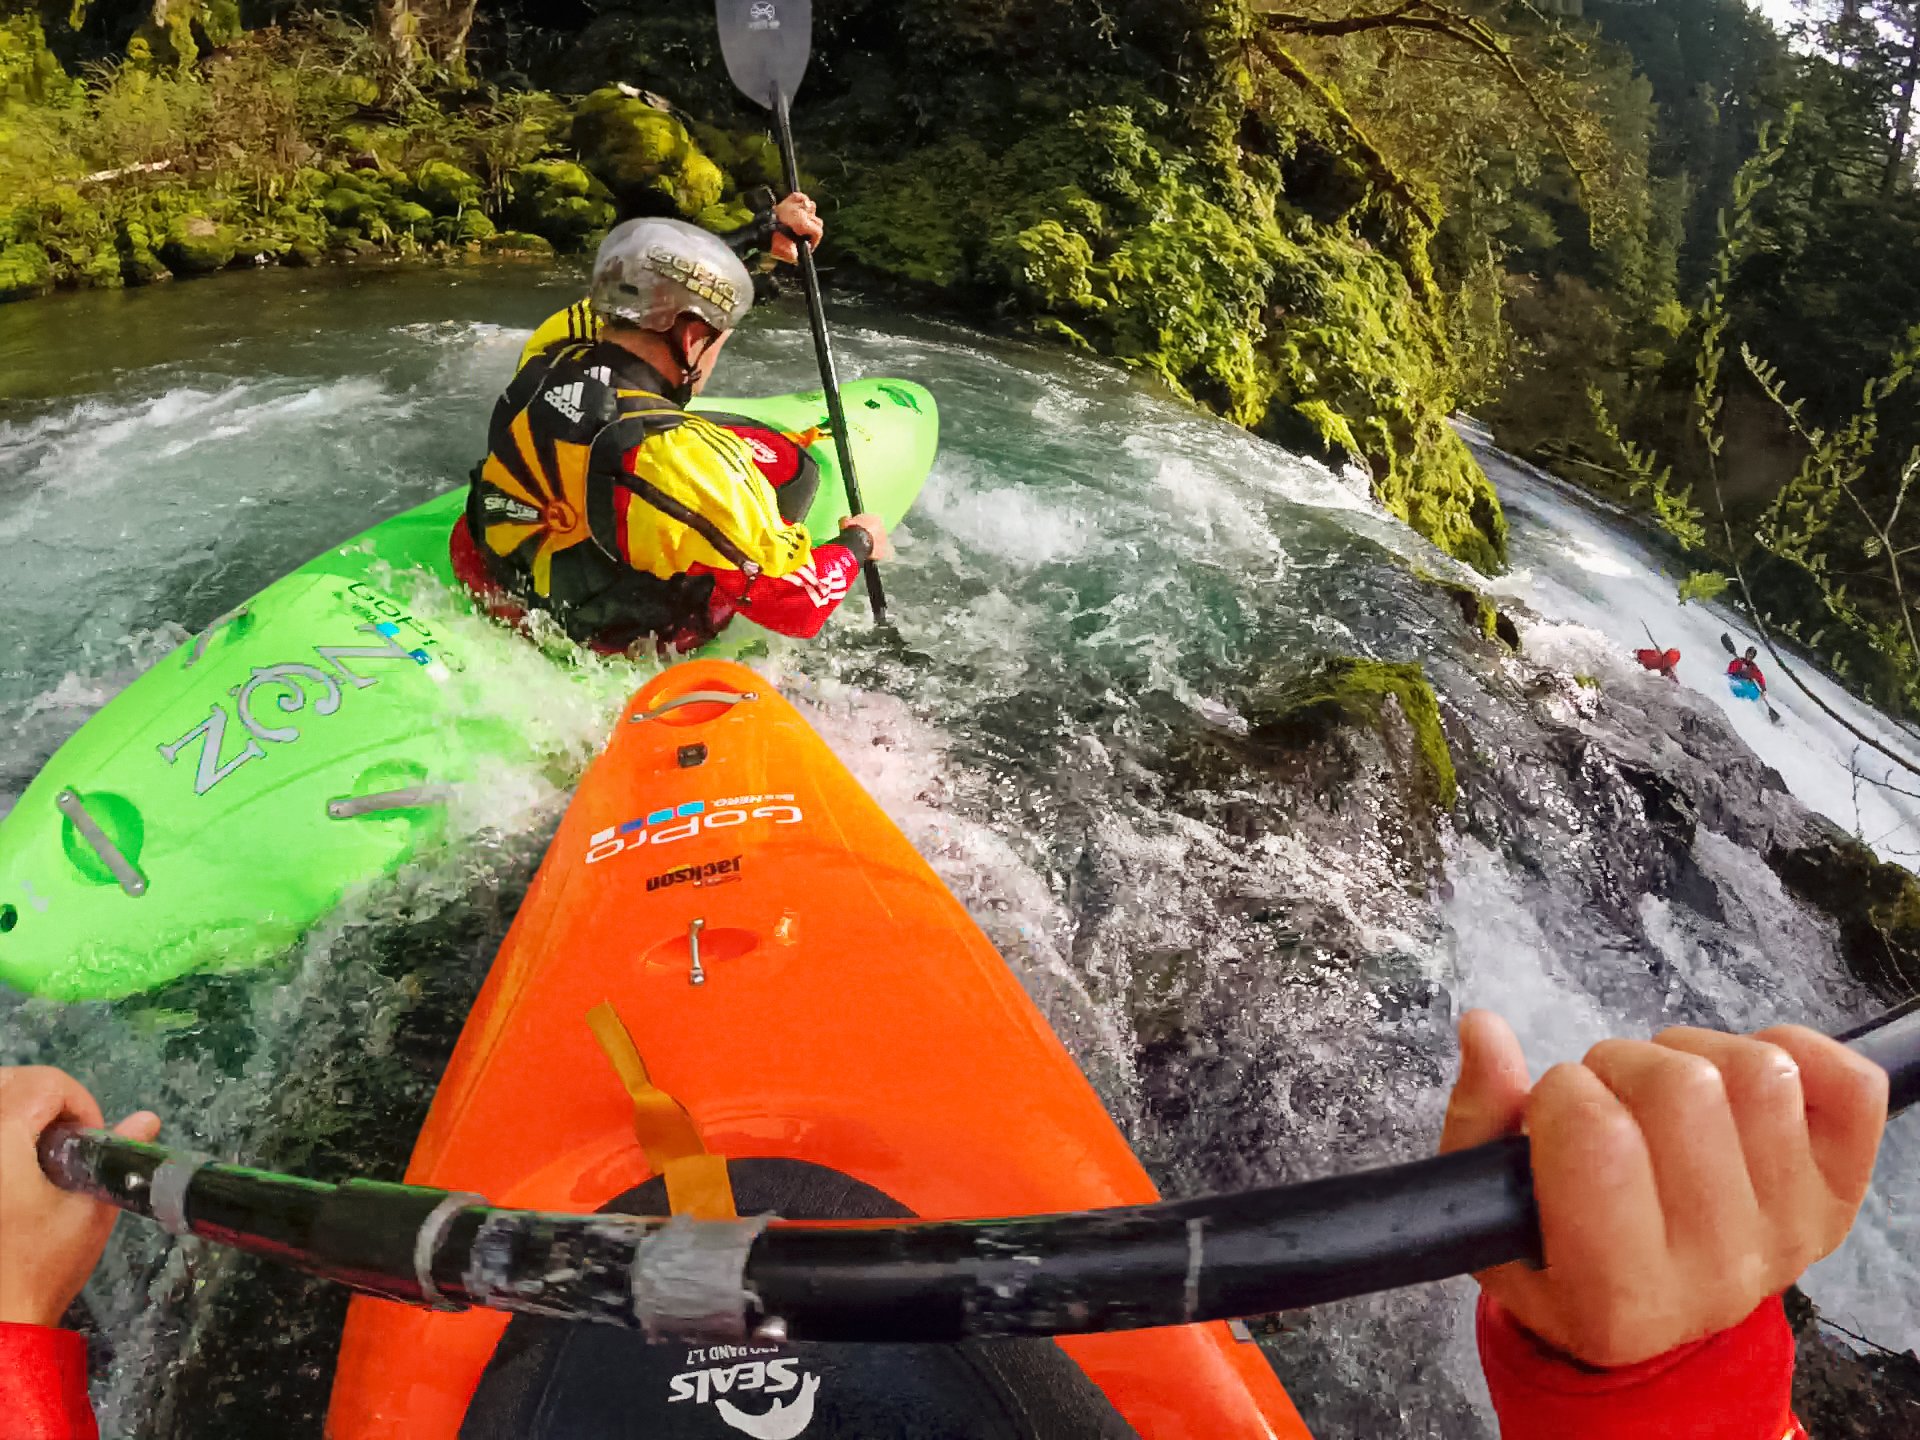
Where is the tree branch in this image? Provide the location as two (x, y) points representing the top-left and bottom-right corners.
(1255, 0), (1596, 208)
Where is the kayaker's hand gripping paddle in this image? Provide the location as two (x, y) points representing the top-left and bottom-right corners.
(38, 999), (1920, 1345)
(715, 0), (888, 628)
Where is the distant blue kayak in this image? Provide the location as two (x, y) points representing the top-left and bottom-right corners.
(1730, 676), (1763, 702)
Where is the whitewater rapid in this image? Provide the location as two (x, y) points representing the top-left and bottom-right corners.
(2, 267), (1914, 1438)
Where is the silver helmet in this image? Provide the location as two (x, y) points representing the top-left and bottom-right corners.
(589, 218), (753, 333)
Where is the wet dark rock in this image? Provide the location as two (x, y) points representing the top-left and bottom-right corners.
(1767, 835), (1920, 1004)
(1440, 581), (1522, 652)
(1787, 1288), (1920, 1438)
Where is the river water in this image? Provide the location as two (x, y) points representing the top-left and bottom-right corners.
(1, 264), (1915, 1438)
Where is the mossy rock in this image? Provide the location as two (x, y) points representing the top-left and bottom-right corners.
(571, 89), (729, 219)
(0, 242), (53, 302)
(414, 160), (483, 216)
(1440, 582), (1521, 651)
(504, 160), (615, 249)
(319, 175), (400, 234)
(160, 214), (238, 274)
(388, 201), (436, 238)
(116, 220), (172, 285)
(1768, 834), (1920, 1004)
(1250, 656), (1458, 812)
(482, 230), (557, 257)
(440, 209), (497, 246)
(692, 122), (783, 193)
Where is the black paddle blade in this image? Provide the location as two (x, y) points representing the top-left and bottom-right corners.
(717, 0), (812, 110)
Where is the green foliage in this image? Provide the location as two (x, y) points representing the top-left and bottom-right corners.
(0, 239), (53, 300)
(830, 98), (1508, 570)
(1597, 115), (1920, 724)
(0, 19), (779, 303)
(1677, 571), (1731, 605)
(1589, 382), (1706, 549)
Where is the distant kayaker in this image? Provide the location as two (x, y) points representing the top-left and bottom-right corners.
(451, 193), (892, 653)
(1728, 646), (1768, 694)
(4, 1017), (1887, 1439)
(1634, 646), (1682, 681)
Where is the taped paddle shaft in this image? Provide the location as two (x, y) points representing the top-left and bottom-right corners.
(39, 999), (1920, 1344)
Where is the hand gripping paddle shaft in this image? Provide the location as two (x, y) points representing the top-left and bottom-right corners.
(716, 0), (888, 626)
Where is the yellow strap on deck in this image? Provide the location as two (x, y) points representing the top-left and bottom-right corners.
(586, 1001), (737, 1219)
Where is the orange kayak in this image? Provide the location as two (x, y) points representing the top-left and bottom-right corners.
(327, 659), (1310, 1439)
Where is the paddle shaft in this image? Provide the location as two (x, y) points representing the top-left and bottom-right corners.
(769, 90), (887, 626)
(38, 1000), (1920, 1343)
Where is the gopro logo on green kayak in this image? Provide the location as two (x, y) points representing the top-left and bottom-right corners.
(668, 1350), (820, 1438)
(585, 793), (801, 864)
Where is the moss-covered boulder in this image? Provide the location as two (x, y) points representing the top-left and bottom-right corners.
(440, 209), (497, 246)
(1250, 657), (1458, 813)
(160, 214), (238, 274)
(414, 160), (483, 216)
(1768, 834), (1920, 1003)
(691, 122), (783, 193)
(388, 201), (435, 238)
(1440, 581), (1522, 651)
(116, 220), (172, 284)
(483, 230), (557, 257)
(0, 242), (54, 302)
(571, 88), (728, 219)
(504, 160), (616, 249)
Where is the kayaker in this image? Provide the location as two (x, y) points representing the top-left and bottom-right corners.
(451, 195), (892, 654)
(1634, 646), (1681, 681)
(1728, 646), (1768, 694)
(3, 1011), (1887, 1440)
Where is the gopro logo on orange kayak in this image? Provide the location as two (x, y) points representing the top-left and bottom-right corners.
(585, 794), (802, 864)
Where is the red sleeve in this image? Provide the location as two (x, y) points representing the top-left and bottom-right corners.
(701, 541), (865, 640)
(0, 1323), (99, 1440)
(1479, 1295), (1804, 1440)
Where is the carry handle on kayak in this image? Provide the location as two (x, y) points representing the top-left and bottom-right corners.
(630, 690), (759, 723)
(38, 999), (1919, 1345)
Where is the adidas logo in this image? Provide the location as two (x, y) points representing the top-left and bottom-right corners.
(545, 381), (586, 423)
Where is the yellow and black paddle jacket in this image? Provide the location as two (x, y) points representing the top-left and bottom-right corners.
(465, 336), (814, 650)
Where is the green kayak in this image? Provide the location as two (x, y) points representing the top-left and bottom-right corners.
(0, 379), (938, 1002)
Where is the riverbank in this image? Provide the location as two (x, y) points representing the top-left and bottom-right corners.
(0, 7), (1509, 575)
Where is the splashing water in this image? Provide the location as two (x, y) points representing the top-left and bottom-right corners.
(2, 266), (1915, 1438)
